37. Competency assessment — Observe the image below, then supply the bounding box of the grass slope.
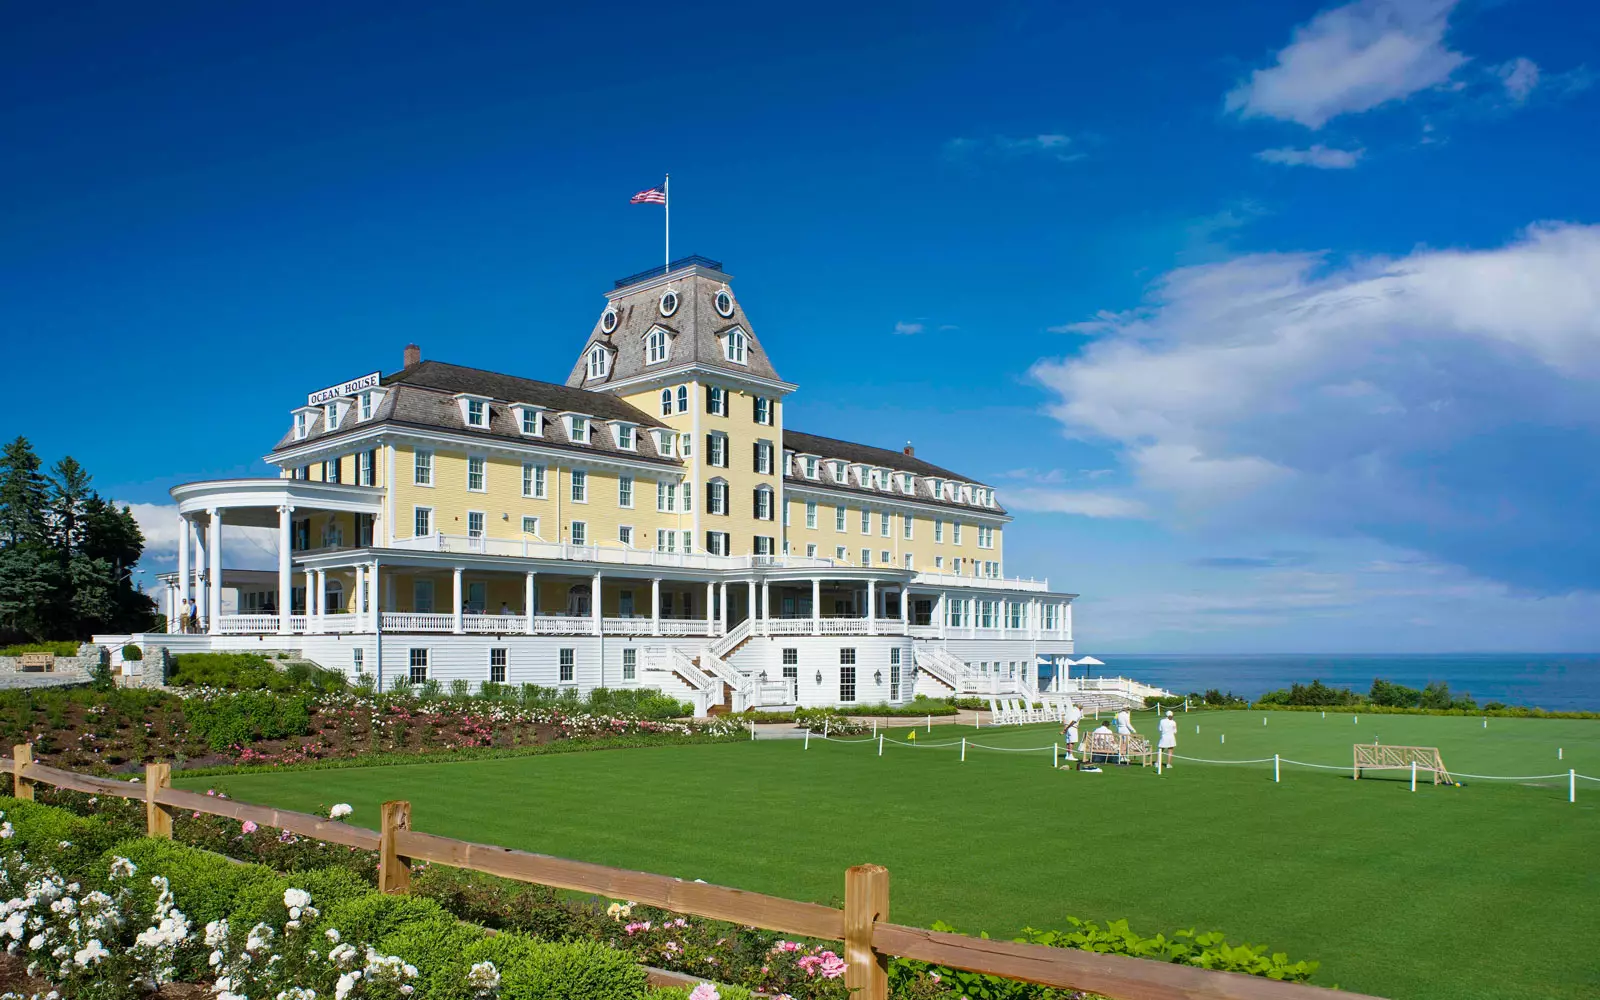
[179,710,1600,1000]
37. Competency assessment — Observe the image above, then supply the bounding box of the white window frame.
[754,396,772,425]
[413,506,433,538]
[754,486,774,521]
[571,521,587,546]
[619,524,634,547]
[860,509,870,534]
[567,415,589,444]
[655,430,675,458]
[724,328,749,364]
[903,516,913,540]
[466,398,487,428]
[880,512,890,537]
[517,406,543,437]
[657,480,678,513]
[834,506,846,532]
[521,515,540,535]
[953,522,963,545]
[622,647,637,682]
[586,344,611,380]
[755,441,774,475]
[805,455,818,479]
[467,510,485,538]
[805,501,817,529]
[614,423,636,451]
[707,385,727,416]
[571,469,588,503]
[708,433,728,468]
[832,462,846,484]
[706,479,727,516]
[467,455,487,492]
[413,450,434,487]
[645,328,671,364]
[618,475,634,508]
[523,463,547,498]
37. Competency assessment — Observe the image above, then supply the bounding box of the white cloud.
[944,134,1086,163]
[125,501,278,573]
[999,488,1147,519]
[1225,0,1468,129]
[1494,56,1540,103]
[1030,221,1600,591]
[892,321,925,336]
[1255,145,1365,168]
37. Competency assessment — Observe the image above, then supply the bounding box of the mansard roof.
[270,360,679,466]
[783,429,1007,516]
[565,260,784,390]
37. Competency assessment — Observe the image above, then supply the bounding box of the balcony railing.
[911,572,1049,592]
[389,535,837,572]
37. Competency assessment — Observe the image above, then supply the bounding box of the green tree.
[0,437,49,544]
[48,455,93,552]
[0,541,65,642]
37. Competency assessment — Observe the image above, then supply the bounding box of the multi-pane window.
[805,456,818,478]
[521,408,541,435]
[359,392,373,420]
[569,417,588,443]
[326,457,341,483]
[413,507,432,537]
[1007,602,1024,629]
[707,386,727,415]
[413,450,433,486]
[467,456,486,491]
[522,516,539,535]
[934,520,944,543]
[679,433,692,458]
[946,598,963,627]
[646,329,669,363]
[754,536,776,556]
[657,481,678,512]
[953,523,964,545]
[834,507,846,531]
[783,648,798,665]
[754,442,774,474]
[904,553,914,569]
[523,463,546,498]
[805,501,818,528]
[657,529,677,553]
[622,648,637,681]
[676,385,688,412]
[890,647,902,699]
[660,389,673,416]
[656,431,675,457]
[467,399,487,427]
[880,550,891,564]
[835,546,847,560]
[586,345,609,380]
[559,648,575,683]
[978,526,995,549]
[571,470,587,502]
[616,424,635,450]
[832,462,846,484]
[295,412,308,439]
[860,548,871,565]
[860,509,870,534]
[706,480,727,515]
[754,488,774,521]
[839,649,857,703]
[619,525,633,546]
[353,647,365,673]
[408,648,428,685]
[807,543,818,557]
[880,512,890,537]
[706,531,730,556]
[725,329,748,364]
[953,557,963,574]
[358,451,374,486]
[489,648,507,684]
[707,434,727,467]
[618,476,634,508]
[467,511,485,538]
[754,396,772,424]
[325,403,339,429]
[904,516,914,540]
[571,521,587,546]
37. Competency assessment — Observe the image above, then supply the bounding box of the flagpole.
[663,173,670,273]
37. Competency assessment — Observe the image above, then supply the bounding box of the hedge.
[0,641,82,657]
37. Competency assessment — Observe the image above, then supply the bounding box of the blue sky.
[3,0,1597,652]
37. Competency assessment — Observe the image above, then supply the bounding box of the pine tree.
[48,456,93,552]
[0,437,49,545]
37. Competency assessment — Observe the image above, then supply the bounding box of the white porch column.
[206,509,223,634]
[651,578,662,636]
[190,519,205,630]
[314,569,326,632]
[705,581,715,635]
[355,564,367,627]
[746,579,757,632]
[525,572,536,635]
[866,578,876,635]
[591,571,603,636]
[718,582,728,634]
[452,567,464,634]
[176,515,190,617]
[277,506,293,634]
[303,567,317,633]
[761,580,770,634]
[900,584,910,625]
[937,592,947,639]
[811,577,821,636]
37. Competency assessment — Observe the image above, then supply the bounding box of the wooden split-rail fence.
[5,745,1378,1000]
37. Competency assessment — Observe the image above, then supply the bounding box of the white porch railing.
[533,615,595,635]
[389,534,837,572]
[760,618,815,635]
[911,571,1049,592]
[603,617,653,636]
[462,614,524,634]
[710,618,752,658]
[318,614,361,633]
[659,620,714,636]
[1057,676,1174,700]
[215,614,281,634]
[380,613,454,632]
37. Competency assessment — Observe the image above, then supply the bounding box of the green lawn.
[179,710,1600,1000]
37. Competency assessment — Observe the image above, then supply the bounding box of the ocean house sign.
[307,372,381,406]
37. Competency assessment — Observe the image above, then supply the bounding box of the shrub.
[473,933,650,1000]
[107,836,279,926]
[169,651,343,693]
[323,890,459,944]
[0,795,124,876]
[1257,679,1361,707]
[228,864,375,927]
[122,643,143,661]
[0,640,82,657]
[184,690,315,750]
[794,708,869,734]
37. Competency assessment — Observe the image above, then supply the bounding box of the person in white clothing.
[1114,709,1135,735]
[1157,710,1178,767]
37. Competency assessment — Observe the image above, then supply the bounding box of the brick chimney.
[403,344,421,368]
[903,442,915,457]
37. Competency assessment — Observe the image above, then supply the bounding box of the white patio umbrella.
[1073,656,1105,666]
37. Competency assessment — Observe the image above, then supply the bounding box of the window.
[619,525,633,546]
[559,648,575,683]
[655,430,675,457]
[680,433,692,458]
[618,475,634,508]
[860,547,871,565]
[522,516,540,535]
[466,399,487,427]
[934,556,943,570]
[707,386,728,416]
[860,509,871,534]
[490,647,507,684]
[352,647,365,674]
[657,529,677,553]
[325,403,339,429]
[676,385,688,412]
[1007,601,1024,629]
[622,647,636,681]
[707,433,727,467]
[657,481,678,512]
[783,647,798,666]
[724,329,748,364]
[934,520,944,543]
[953,557,963,575]
[753,396,772,424]
[521,408,542,436]
[295,412,308,439]
[320,518,344,548]
[408,648,428,685]
[571,521,587,546]
[325,458,341,483]
[978,525,995,549]
[953,523,963,545]
[467,456,486,491]
[832,462,846,484]
[805,501,818,528]
[523,463,546,498]
[946,598,962,627]
[413,507,433,537]
[706,479,727,515]
[571,470,587,502]
[413,450,433,486]
[706,531,730,556]
[880,550,891,564]
[806,543,818,557]
[754,536,776,556]
[646,328,670,364]
[839,650,857,703]
[467,511,485,538]
[569,416,589,443]
[754,487,774,521]
[805,456,818,479]
[586,345,610,380]
[880,512,890,537]
[754,442,774,474]
[358,451,374,486]
[616,424,635,450]
[660,389,672,416]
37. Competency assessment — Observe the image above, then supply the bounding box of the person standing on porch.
[1158,710,1178,767]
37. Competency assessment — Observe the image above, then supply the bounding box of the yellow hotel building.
[114,257,1076,711]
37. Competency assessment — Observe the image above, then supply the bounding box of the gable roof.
[385,360,668,426]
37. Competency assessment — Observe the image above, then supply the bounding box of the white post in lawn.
[926,714,931,732]
[804,729,810,750]
[1053,744,1059,769]
[1411,760,1417,792]
[872,719,877,737]
[1221,733,1225,744]
[878,734,883,756]
[961,737,967,762]
[1274,754,1280,783]
[1571,769,1577,803]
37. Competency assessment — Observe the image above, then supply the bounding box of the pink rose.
[241,820,258,834]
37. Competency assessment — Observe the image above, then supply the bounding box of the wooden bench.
[18,653,54,673]
[1076,730,1154,767]
[1353,744,1452,784]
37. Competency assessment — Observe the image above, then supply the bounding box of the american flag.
[630,184,666,205]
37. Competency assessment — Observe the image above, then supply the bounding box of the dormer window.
[655,430,676,458]
[586,344,612,380]
[613,423,636,450]
[295,412,309,440]
[805,455,818,479]
[832,461,846,484]
[900,473,914,494]
[566,415,590,444]
[325,403,339,430]
[512,404,544,437]
[359,391,373,421]
[645,328,671,364]
[723,328,748,365]
[929,478,943,499]
[467,400,487,427]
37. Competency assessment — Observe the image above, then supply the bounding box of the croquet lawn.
[178,710,1600,1000]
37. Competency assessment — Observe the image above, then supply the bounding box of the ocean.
[1071,654,1600,712]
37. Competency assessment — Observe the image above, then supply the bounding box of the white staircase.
[913,647,961,697]
[640,646,717,717]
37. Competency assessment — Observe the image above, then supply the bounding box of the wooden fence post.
[379,800,412,894]
[144,762,173,838]
[12,744,33,801]
[845,864,890,1000]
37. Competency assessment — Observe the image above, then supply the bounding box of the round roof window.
[714,289,734,318]
[600,306,619,334]
[659,290,679,317]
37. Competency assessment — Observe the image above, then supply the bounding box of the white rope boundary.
[804,733,1598,794]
